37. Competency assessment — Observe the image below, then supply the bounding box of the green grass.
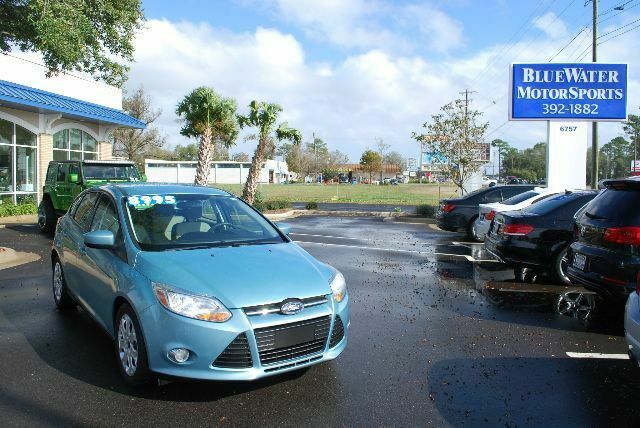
[213,183,457,205]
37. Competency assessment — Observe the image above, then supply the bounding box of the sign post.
[509,63,628,190]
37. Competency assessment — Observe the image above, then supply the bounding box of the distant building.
[144,159,291,184]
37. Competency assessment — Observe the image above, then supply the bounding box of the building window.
[0,118,38,204]
[52,129,99,161]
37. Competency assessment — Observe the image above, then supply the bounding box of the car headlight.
[152,283,232,322]
[330,271,347,303]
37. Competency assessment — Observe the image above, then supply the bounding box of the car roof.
[101,183,232,198]
[602,176,640,190]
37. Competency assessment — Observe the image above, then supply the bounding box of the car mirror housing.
[69,173,79,183]
[277,222,292,236]
[84,230,116,249]
[140,174,147,182]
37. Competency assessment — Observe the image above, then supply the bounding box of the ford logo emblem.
[280,299,304,315]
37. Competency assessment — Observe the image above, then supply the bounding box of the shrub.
[305,202,318,210]
[415,204,436,218]
[253,199,292,212]
[0,202,38,218]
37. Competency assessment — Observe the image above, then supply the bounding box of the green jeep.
[38,160,145,233]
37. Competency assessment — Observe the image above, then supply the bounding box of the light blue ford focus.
[51,184,348,385]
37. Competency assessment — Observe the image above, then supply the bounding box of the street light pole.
[591,0,599,188]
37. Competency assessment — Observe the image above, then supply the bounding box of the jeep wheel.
[38,197,56,234]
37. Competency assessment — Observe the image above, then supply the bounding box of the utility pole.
[590,0,599,188]
[459,89,476,195]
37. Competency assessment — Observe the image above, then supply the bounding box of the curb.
[264,209,433,221]
[0,214,38,227]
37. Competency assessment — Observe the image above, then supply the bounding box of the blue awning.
[0,79,146,129]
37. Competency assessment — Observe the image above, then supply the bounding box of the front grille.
[329,315,345,348]
[212,333,253,368]
[254,316,330,365]
[243,295,328,316]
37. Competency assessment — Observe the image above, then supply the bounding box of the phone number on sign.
[541,103,599,115]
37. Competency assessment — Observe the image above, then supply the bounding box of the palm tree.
[176,87,238,186]
[238,101,301,204]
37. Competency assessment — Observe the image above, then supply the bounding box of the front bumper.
[139,295,349,381]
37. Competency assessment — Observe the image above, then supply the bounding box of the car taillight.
[502,224,534,236]
[485,210,496,221]
[603,227,640,245]
[442,203,456,213]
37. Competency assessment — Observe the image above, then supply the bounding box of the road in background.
[0,217,638,426]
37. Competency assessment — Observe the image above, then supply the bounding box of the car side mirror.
[84,230,116,249]
[277,222,292,236]
[69,173,79,183]
[140,174,147,182]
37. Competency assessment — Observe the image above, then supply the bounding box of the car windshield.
[502,190,539,205]
[84,164,141,181]
[124,193,285,250]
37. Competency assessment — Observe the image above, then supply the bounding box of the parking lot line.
[565,352,629,360]
[294,240,432,255]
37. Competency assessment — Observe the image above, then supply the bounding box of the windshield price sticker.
[127,195,176,207]
[510,63,628,121]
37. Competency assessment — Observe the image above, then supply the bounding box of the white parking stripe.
[294,240,432,255]
[565,352,629,360]
[294,240,500,263]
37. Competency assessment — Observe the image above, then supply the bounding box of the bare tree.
[375,137,390,181]
[113,87,165,166]
[412,99,489,194]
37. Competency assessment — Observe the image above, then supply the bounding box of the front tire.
[38,198,57,235]
[52,258,76,311]
[115,303,152,386]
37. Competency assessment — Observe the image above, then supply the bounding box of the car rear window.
[522,193,584,215]
[584,188,640,222]
[502,190,539,205]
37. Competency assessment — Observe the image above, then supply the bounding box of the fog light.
[168,348,190,363]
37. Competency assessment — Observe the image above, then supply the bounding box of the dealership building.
[0,54,144,204]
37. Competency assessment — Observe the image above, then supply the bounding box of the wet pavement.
[1,217,639,426]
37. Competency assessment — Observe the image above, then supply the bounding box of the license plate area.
[573,253,587,271]
[274,324,316,348]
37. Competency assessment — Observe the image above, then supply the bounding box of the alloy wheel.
[118,314,139,376]
[53,262,63,303]
[557,292,595,321]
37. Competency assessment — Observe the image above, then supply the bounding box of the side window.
[69,164,80,181]
[68,192,86,217]
[46,164,57,183]
[501,187,525,200]
[484,190,502,203]
[56,164,67,183]
[73,192,99,231]
[91,195,121,235]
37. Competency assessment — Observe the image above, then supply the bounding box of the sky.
[124,0,640,165]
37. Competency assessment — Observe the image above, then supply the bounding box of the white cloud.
[533,12,568,39]
[127,15,640,164]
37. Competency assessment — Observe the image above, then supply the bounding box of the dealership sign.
[510,63,628,121]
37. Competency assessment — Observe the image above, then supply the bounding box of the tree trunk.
[242,134,267,204]
[194,127,213,186]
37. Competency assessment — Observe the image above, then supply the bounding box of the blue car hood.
[134,242,334,308]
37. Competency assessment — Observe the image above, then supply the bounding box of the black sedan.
[567,178,640,303]
[484,190,597,284]
[436,185,535,240]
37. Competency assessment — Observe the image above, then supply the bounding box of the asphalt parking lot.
[1,216,640,426]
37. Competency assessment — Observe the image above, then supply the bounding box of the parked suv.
[436,185,535,240]
[38,160,144,233]
[567,178,640,302]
